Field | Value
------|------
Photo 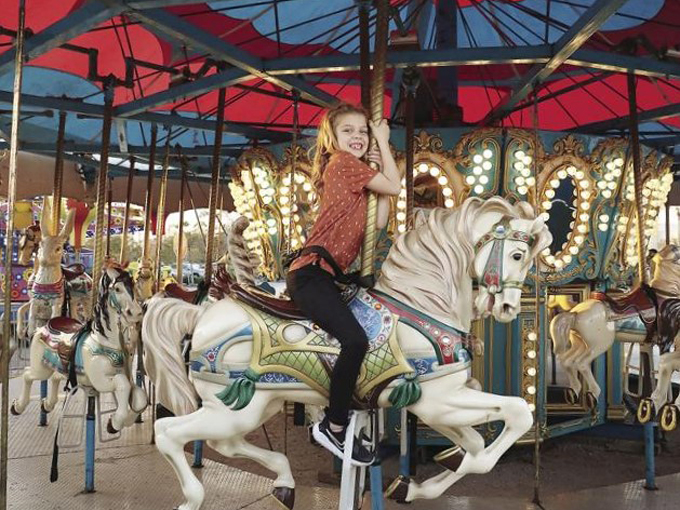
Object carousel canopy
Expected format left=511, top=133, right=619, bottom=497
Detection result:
left=0, top=0, right=679, bottom=193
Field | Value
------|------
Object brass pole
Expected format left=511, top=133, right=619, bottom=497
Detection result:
left=176, top=149, right=188, bottom=284
left=628, top=72, right=647, bottom=284
left=91, top=83, right=114, bottom=309
left=205, top=88, right=226, bottom=284
left=357, top=0, right=371, bottom=111
left=51, top=110, right=67, bottom=233
left=1, top=2, right=25, bottom=507
left=360, top=0, right=389, bottom=281
left=532, top=93, right=543, bottom=506
left=403, top=68, right=418, bottom=230
left=288, top=90, right=300, bottom=251
left=119, top=156, right=135, bottom=263
left=142, top=125, right=158, bottom=261
left=154, top=134, right=171, bottom=288
left=106, top=177, right=113, bottom=257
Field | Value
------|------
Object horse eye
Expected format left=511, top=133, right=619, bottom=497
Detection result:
left=513, top=252, right=523, bottom=261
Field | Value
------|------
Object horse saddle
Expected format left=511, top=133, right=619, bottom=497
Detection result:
left=193, top=289, right=416, bottom=408
left=165, top=283, right=201, bottom=304
left=62, top=264, right=86, bottom=281
left=231, top=283, right=306, bottom=321
left=592, top=285, right=657, bottom=323
left=41, top=317, right=83, bottom=373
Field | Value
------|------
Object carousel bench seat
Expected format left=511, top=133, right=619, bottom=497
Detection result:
left=62, top=263, right=86, bottom=281
left=231, top=283, right=307, bottom=321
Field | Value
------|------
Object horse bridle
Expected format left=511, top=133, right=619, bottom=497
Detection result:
left=474, top=218, right=535, bottom=294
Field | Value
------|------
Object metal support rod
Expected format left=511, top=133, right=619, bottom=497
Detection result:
left=192, top=441, right=204, bottom=469
left=51, top=110, right=67, bottom=233
left=120, top=156, right=135, bottom=263
left=1, top=4, right=25, bottom=506
left=627, top=72, right=648, bottom=285
left=360, top=0, right=389, bottom=281
left=85, top=396, right=96, bottom=492
left=204, top=88, right=226, bottom=284
left=403, top=70, right=417, bottom=230
left=142, top=125, right=158, bottom=262
left=154, top=135, right=172, bottom=288
left=176, top=150, right=188, bottom=284
left=91, top=83, right=114, bottom=307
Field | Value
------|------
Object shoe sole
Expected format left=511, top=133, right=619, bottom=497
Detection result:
left=312, top=425, right=374, bottom=467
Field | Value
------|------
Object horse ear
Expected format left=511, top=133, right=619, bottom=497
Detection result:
left=105, top=266, right=119, bottom=281
left=41, top=204, right=52, bottom=237
left=59, top=208, right=76, bottom=240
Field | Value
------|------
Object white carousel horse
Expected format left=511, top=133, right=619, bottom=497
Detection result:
left=15, top=208, right=93, bottom=342
left=11, top=263, right=147, bottom=433
left=141, top=196, right=551, bottom=510
left=550, top=245, right=680, bottom=422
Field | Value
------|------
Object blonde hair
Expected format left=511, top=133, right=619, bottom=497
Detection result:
left=310, top=103, right=369, bottom=193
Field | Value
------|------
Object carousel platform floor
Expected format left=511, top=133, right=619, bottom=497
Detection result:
left=6, top=377, right=680, bottom=510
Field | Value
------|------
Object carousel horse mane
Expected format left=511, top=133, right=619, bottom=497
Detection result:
left=651, top=245, right=680, bottom=296
left=93, top=266, right=135, bottom=334
left=227, top=215, right=259, bottom=286
left=377, top=197, right=548, bottom=326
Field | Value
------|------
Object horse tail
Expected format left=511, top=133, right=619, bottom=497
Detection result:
left=550, top=311, right=575, bottom=357
left=141, top=294, right=204, bottom=416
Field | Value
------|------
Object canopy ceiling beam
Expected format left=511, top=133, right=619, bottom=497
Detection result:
left=641, top=135, right=680, bottom=148
left=0, top=90, right=291, bottom=141
left=0, top=140, right=243, bottom=157
left=576, top=102, right=680, bottom=133
left=128, top=8, right=336, bottom=108
left=482, top=0, right=630, bottom=125
left=0, top=1, right=125, bottom=75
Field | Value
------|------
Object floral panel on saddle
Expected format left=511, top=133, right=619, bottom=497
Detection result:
left=230, top=289, right=414, bottom=405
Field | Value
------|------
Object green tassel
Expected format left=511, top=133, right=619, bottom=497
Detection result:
left=388, top=373, right=421, bottom=409
left=215, top=368, right=260, bottom=410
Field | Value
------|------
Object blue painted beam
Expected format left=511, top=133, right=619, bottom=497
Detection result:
left=0, top=1, right=123, bottom=75
left=483, top=0, right=631, bottom=124
left=576, top=102, right=680, bottom=133
left=0, top=90, right=292, bottom=141
left=641, top=135, right=680, bottom=148
left=5, top=141, right=243, bottom=157
left=128, top=8, right=336, bottom=108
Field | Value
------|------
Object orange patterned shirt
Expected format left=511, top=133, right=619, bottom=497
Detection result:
left=290, top=151, right=377, bottom=276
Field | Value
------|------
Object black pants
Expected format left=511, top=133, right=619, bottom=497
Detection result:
left=286, top=264, right=369, bottom=427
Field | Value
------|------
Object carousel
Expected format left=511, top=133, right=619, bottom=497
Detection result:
left=1, top=1, right=680, bottom=510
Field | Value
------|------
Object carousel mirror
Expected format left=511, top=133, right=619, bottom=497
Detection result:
left=539, top=164, right=593, bottom=271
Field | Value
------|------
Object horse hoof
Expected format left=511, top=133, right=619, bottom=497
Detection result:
left=40, top=399, right=51, bottom=414
left=271, top=486, right=295, bottom=510
left=10, top=401, right=20, bottom=416
left=106, top=418, right=119, bottom=435
left=433, top=446, right=465, bottom=472
left=564, top=388, right=579, bottom=405
left=637, top=398, right=655, bottom=424
left=585, top=392, right=598, bottom=411
left=385, top=475, right=410, bottom=503
left=660, top=404, right=678, bottom=432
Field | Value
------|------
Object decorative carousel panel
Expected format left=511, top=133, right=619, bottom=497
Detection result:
left=617, top=154, right=673, bottom=271
left=278, top=145, right=319, bottom=252
left=537, top=135, right=595, bottom=281
left=230, top=147, right=281, bottom=280
left=503, top=129, right=546, bottom=203
left=394, top=132, right=461, bottom=234
left=453, top=128, right=502, bottom=201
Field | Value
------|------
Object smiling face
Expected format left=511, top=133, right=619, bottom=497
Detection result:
left=333, top=112, right=369, bottom=159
